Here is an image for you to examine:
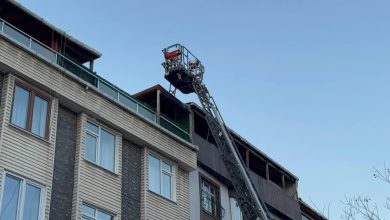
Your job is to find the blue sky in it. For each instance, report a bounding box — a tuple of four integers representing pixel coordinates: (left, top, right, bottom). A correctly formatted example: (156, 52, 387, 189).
(17, 0, 390, 219)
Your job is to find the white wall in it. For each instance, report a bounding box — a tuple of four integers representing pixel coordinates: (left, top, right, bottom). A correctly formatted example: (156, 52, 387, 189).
(230, 198, 243, 220)
(189, 170, 201, 220)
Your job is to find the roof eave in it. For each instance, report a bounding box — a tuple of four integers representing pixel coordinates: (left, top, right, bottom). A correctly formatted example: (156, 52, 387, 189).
(8, 0, 102, 59)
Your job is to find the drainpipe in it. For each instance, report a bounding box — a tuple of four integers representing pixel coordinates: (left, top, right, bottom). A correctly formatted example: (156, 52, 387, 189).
(189, 107, 194, 142)
(156, 89, 161, 124)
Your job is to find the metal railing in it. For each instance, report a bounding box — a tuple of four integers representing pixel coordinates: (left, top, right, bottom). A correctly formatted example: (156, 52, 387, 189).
(0, 18, 190, 141)
(163, 43, 205, 78)
(160, 115, 190, 141)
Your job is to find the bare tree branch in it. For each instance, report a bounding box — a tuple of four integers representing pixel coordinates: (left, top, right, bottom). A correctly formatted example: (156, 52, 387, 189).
(342, 196, 381, 220)
(342, 199, 357, 220)
(373, 163, 390, 184)
(309, 198, 330, 219)
(342, 163, 390, 220)
(384, 197, 390, 213)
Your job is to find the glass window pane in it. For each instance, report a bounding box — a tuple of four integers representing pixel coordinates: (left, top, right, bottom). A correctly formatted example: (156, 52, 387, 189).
(201, 182, 210, 212)
(3, 24, 30, 47)
(11, 86, 29, 129)
(22, 184, 41, 220)
(0, 175, 21, 220)
(119, 93, 137, 111)
(97, 211, 112, 220)
(81, 204, 95, 217)
(99, 82, 117, 100)
(201, 179, 218, 215)
(202, 194, 211, 213)
(162, 173, 171, 199)
(31, 40, 56, 62)
(162, 162, 172, 173)
(99, 129, 115, 171)
(31, 96, 48, 138)
(86, 122, 98, 134)
(85, 133, 97, 162)
(138, 105, 155, 122)
(148, 155, 160, 193)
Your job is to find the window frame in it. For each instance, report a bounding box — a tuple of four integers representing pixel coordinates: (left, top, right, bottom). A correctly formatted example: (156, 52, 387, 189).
(81, 203, 115, 220)
(0, 171, 45, 220)
(84, 120, 118, 173)
(148, 153, 176, 201)
(200, 175, 221, 218)
(10, 81, 51, 140)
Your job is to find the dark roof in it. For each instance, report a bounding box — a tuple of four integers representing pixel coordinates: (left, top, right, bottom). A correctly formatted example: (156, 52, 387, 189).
(299, 199, 328, 220)
(133, 84, 190, 113)
(0, 0, 101, 63)
(188, 102, 298, 181)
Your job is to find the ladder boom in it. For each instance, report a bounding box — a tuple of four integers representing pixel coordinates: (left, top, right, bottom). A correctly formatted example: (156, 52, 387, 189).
(162, 44, 270, 220)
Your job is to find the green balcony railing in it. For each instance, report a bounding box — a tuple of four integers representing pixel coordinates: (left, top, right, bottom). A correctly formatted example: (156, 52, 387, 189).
(0, 18, 190, 142)
(160, 115, 190, 142)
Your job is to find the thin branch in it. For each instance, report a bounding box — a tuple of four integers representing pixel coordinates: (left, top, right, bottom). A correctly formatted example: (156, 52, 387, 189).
(373, 163, 390, 184)
(310, 198, 327, 217)
(342, 200, 357, 220)
(342, 163, 389, 220)
(384, 197, 390, 213)
(342, 196, 381, 220)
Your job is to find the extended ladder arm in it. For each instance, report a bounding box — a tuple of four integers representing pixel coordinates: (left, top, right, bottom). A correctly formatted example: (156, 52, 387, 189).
(162, 44, 271, 220)
(192, 78, 270, 220)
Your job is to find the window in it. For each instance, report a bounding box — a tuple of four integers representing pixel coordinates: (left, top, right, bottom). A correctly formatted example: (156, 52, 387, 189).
(0, 173, 43, 220)
(148, 154, 174, 200)
(200, 176, 220, 217)
(11, 84, 50, 139)
(302, 214, 311, 220)
(81, 204, 113, 220)
(85, 121, 116, 172)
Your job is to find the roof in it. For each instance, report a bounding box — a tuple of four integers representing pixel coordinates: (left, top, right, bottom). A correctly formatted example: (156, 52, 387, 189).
(299, 198, 328, 220)
(0, 1, 101, 62)
(134, 86, 299, 180)
(134, 84, 190, 113)
(188, 101, 299, 181)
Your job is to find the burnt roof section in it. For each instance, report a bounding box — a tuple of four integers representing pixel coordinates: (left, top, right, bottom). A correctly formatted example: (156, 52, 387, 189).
(0, 0, 101, 63)
(189, 102, 298, 181)
(134, 84, 190, 113)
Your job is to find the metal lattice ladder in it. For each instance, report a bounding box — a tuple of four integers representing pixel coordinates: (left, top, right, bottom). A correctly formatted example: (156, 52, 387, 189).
(162, 44, 271, 220)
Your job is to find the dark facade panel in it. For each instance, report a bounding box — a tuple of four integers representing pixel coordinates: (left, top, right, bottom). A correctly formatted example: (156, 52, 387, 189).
(195, 132, 301, 220)
(249, 171, 301, 220)
(121, 139, 142, 220)
(194, 133, 230, 182)
(50, 106, 78, 220)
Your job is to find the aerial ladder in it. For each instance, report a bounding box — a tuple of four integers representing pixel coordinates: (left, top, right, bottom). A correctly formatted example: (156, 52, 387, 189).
(162, 44, 271, 220)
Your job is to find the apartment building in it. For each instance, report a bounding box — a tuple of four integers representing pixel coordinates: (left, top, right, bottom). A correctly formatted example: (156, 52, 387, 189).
(0, 1, 197, 219)
(0, 1, 326, 220)
(134, 86, 327, 220)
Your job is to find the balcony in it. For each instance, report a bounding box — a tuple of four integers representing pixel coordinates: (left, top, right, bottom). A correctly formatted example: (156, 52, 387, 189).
(0, 18, 190, 142)
(193, 132, 301, 219)
(160, 115, 190, 141)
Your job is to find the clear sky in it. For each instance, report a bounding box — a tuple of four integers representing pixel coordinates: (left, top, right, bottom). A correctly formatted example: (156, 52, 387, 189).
(17, 0, 390, 219)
